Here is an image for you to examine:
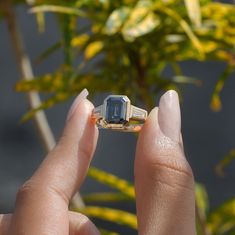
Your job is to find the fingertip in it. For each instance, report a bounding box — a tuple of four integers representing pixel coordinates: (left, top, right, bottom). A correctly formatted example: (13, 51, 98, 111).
(135, 96, 189, 172)
(61, 98, 99, 156)
(68, 99, 94, 122)
(137, 107, 160, 152)
(140, 107, 158, 133)
(65, 98, 98, 138)
(67, 89, 89, 122)
(134, 95, 195, 235)
(83, 98, 95, 110)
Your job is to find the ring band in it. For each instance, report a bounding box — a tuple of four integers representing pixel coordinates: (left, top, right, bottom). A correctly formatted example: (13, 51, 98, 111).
(91, 95, 148, 132)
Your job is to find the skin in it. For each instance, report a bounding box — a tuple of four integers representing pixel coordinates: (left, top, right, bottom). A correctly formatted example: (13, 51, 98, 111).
(0, 90, 196, 235)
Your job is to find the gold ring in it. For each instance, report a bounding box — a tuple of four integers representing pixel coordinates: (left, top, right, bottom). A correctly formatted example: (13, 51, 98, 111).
(92, 95, 148, 132)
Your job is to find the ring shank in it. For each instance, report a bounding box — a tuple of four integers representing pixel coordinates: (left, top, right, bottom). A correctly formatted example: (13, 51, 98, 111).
(96, 119, 144, 132)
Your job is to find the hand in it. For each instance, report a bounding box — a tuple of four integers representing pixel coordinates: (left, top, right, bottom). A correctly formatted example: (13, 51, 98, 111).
(0, 89, 196, 235)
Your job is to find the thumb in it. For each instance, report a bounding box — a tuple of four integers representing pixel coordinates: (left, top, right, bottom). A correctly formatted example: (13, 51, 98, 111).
(134, 90, 196, 235)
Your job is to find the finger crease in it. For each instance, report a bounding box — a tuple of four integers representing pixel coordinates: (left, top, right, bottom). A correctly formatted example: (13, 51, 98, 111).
(151, 161, 193, 178)
(153, 177, 194, 192)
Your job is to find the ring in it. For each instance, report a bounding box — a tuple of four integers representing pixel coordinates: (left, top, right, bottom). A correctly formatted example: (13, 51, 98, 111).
(92, 95, 148, 132)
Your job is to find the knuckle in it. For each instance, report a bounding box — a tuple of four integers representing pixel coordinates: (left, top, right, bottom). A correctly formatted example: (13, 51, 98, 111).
(154, 160, 193, 191)
(149, 159, 194, 190)
(46, 184, 70, 204)
(16, 179, 69, 205)
(136, 140, 194, 191)
(16, 180, 38, 202)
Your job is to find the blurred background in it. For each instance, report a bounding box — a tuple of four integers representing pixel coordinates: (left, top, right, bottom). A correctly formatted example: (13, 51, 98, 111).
(0, 1, 235, 234)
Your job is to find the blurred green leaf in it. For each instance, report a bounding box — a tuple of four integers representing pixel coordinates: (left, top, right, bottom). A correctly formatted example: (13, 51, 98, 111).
(99, 228, 120, 235)
(122, 0, 160, 41)
(20, 92, 70, 122)
(207, 198, 235, 235)
(165, 34, 186, 43)
(195, 183, 210, 235)
(35, 42, 61, 64)
(156, 5, 204, 58)
(122, 12, 160, 41)
(215, 149, 235, 177)
(35, 12, 45, 33)
(30, 5, 85, 16)
(104, 7, 131, 35)
(184, 0, 201, 27)
(210, 66, 235, 112)
(172, 75, 202, 86)
(84, 41, 104, 60)
(16, 70, 66, 93)
(71, 34, 90, 48)
(72, 206, 137, 230)
(196, 183, 209, 219)
(83, 192, 131, 203)
(88, 167, 135, 199)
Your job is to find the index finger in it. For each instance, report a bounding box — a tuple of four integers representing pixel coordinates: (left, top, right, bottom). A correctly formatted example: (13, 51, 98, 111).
(9, 89, 99, 235)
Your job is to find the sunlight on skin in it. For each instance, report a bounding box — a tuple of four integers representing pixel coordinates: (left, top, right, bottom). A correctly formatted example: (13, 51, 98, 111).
(0, 90, 196, 235)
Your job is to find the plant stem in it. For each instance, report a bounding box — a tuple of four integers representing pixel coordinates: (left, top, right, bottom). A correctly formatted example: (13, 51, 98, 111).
(1, 0, 85, 208)
(134, 52, 154, 110)
(2, 0, 55, 151)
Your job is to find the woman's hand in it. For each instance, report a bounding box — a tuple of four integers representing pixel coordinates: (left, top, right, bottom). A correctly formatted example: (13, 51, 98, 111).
(0, 89, 196, 235)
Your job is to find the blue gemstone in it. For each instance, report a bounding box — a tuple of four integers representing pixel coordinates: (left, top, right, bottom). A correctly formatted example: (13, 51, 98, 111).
(105, 97, 127, 124)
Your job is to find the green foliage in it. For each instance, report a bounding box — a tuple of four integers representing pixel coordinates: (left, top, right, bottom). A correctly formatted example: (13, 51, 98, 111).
(99, 228, 120, 235)
(210, 66, 235, 112)
(2, 0, 235, 234)
(83, 192, 131, 203)
(85, 167, 235, 235)
(88, 167, 135, 198)
(72, 206, 137, 230)
(13, 0, 235, 120)
(215, 149, 235, 177)
(196, 183, 209, 219)
(207, 198, 235, 235)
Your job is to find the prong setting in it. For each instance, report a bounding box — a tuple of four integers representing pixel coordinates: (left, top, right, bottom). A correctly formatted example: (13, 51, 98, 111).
(92, 95, 147, 132)
(102, 95, 130, 126)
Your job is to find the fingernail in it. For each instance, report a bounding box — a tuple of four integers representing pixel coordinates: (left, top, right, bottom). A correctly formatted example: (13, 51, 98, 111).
(158, 90, 181, 142)
(66, 88, 89, 121)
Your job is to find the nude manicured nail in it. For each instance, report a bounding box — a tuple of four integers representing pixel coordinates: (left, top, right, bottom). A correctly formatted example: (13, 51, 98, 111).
(158, 90, 181, 142)
(66, 88, 89, 121)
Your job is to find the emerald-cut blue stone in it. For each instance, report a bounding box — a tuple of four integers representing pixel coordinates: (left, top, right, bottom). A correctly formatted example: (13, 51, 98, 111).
(105, 97, 127, 124)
